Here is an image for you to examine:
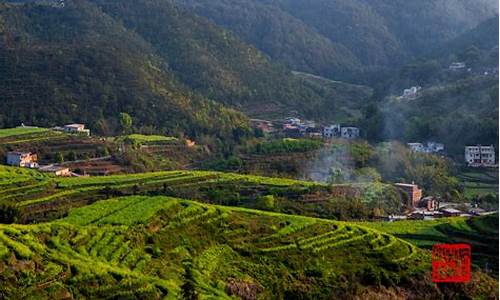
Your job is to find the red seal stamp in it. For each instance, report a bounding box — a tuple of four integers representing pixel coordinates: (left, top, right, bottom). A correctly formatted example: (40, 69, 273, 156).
(432, 243, 471, 283)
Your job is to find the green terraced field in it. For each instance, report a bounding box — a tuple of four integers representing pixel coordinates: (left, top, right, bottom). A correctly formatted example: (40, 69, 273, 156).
(0, 166, 339, 222)
(458, 169, 499, 198)
(0, 127, 49, 139)
(0, 196, 430, 299)
(0, 166, 497, 298)
(123, 134, 178, 145)
(357, 214, 499, 274)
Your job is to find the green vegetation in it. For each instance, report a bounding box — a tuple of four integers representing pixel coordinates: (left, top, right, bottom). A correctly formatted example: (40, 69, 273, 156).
(248, 138, 323, 155)
(0, 127, 49, 139)
(358, 214, 499, 274)
(0, 196, 495, 299)
(0, 0, 250, 145)
(176, 0, 496, 81)
(382, 76, 498, 155)
(458, 168, 499, 198)
(123, 134, 178, 145)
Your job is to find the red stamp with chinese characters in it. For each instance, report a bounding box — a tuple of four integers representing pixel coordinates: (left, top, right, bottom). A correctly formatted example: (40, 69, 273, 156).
(432, 243, 471, 283)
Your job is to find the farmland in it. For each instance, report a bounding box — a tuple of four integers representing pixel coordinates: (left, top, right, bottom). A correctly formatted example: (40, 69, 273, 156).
(0, 127, 50, 139)
(458, 168, 499, 198)
(0, 195, 496, 299)
(121, 134, 178, 145)
(358, 214, 499, 274)
(0, 167, 498, 298)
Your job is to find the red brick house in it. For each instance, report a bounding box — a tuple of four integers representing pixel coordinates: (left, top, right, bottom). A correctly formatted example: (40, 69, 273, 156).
(395, 183, 422, 208)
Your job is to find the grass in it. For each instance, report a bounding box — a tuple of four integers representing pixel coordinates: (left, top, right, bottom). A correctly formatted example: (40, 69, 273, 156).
(124, 134, 177, 144)
(0, 127, 49, 139)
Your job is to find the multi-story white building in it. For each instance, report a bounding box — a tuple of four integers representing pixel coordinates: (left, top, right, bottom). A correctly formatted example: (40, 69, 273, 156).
(341, 127, 360, 139)
(323, 125, 341, 138)
(465, 145, 496, 167)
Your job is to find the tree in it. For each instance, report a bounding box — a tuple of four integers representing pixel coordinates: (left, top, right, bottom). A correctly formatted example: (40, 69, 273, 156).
(119, 112, 133, 134)
(68, 151, 78, 161)
(56, 152, 65, 164)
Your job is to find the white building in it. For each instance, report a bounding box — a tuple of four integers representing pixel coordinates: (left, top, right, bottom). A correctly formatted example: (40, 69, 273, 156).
(401, 86, 422, 99)
(341, 127, 360, 139)
(6, 152, 39, 168)
(323, 125, 341, 138)
(285, 117, 301, 126)
(465, 145, 496, 167)
(408, 143, 425, 152)
(63, 124, 90, 136)
(449, 62, 466, 71)
(426, 142, 444, 153)
(39, 165, 71, 176)
(408, 142, 444, 153)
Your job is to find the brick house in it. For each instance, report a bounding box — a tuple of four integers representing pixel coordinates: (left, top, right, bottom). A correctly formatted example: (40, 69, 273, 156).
(395, 183, 423, 208)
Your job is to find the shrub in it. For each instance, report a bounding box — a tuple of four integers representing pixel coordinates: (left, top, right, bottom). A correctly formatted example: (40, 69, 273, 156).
(256, 195, 276, 211)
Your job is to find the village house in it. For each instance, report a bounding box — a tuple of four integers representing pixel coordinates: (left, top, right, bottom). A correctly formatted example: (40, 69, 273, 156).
(417, 196, 439, 211)
(395, 183, 422, 208)
(440, 208, 462, 217)
(6, 151, 39, 168)
(408, 142, 444, 153)
(400, 86, 422, 100)
(250, 119, 274, 134)
(426, 142, 445, 153)
(39, 165, 71, 176)
(465, 145, 496, 167)
(285, 117, 301, 126)
(341, 127, 360, 139)
(449, 62, 466, 71)
(63, 124, 90, 136)
(305, 127, 322, 138)
(407, 143, 425, 152)
(323, 125, 341, 138)
(283, 124, 302, 138)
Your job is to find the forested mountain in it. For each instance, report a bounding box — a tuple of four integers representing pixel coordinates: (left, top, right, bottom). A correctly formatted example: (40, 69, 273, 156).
(0, 0, 497, 148)
(176, 0, 498, 80)
(0, 0, 352, 138)
(0, 0, 250, 140)
(381, 76, 498, 155)
(431, 15, 499, 64)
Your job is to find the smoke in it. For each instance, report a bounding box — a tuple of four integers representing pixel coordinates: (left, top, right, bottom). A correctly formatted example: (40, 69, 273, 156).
(301, 142, 380, 183)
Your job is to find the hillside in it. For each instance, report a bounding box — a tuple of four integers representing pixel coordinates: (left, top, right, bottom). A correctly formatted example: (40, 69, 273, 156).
(0, 164, 404, 223)
(359, 214, 499, 275)
(0, 1, 251, 142)
(0, 0, 365, 131)
(0, 195, 497, 299)
(176, 0, 498, 80)
(431, 15, 499, 62)
(382, 75, 498, 155)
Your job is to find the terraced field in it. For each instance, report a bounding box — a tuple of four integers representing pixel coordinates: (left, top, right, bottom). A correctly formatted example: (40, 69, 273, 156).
(358, 214, 499, 275)
(0, 196, 434, 299)
(0, 167, 497, 298)
(1, 165, 354, 222)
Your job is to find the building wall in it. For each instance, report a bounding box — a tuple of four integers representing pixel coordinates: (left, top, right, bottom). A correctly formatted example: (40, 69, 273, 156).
(465, 145, 496, 166)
